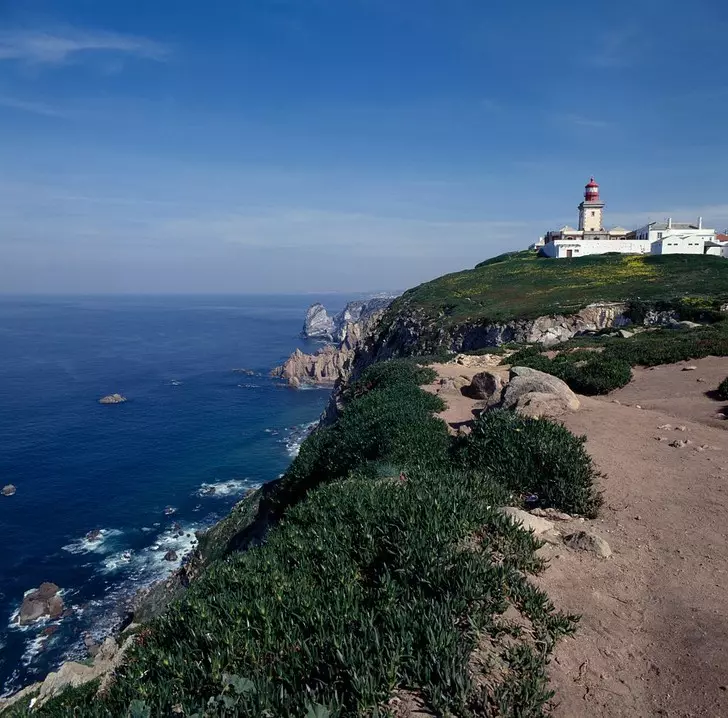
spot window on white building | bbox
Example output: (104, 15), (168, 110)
(657, 232), (663, 239)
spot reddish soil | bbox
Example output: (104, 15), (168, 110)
(427, 356), (728, 717)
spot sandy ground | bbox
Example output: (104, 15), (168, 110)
(426, 356), (728, 717)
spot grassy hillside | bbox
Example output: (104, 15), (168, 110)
(392, 251), (728, 325)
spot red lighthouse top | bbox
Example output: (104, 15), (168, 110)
(584, 176), (600, 203)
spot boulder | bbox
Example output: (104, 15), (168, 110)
(164, 550), (178, 562)
(513, 391), (576, 419)
(98, 394), (126, 405)
(673, 321), (701, 331)
(617, 329), (633, 338)
(501, 366), (580, 412)
(85, 529), (102, 542)
(463, 370), (503, 403)
(530, 507), (572, 521)
(500, 507), (556, 536)
(564, 530), (612, 558)
(2, 484), (16, 496)
(18, 583), (64, 626)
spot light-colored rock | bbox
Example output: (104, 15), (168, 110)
(500, 507), (557, 535)
(564, 530), (612, 558)
(513, 391), (575, 419)
(302, 297), (396, 342)
(530, 507), (572, 521)
(98, 393), (126, 404)
(673, 321), (702, 331)
(301, 303), (335, 340)
(38, 662), (97, 701)
(617, 329), (633, 338)
(501, 366), (580, 413)
(1, 484), (16, 497)
(452, 353), (504, 368)
(682, 365), (698, 372)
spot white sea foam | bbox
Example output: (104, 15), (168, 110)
(284, 421), (318, 457)
(62, 529), (122, 555)
(195, 480), (248, 498)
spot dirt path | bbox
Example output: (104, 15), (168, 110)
(427, 356), (728, 717)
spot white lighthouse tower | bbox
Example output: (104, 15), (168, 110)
(578, 177), (604, 232)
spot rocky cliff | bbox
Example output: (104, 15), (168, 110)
(271, 308), (391, 387)
(301, 296), (395, 341)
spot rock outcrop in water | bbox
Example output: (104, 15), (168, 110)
(18, 583), (64, 626)
(98, 393), (127, 405)
(301, 303), (335, 340)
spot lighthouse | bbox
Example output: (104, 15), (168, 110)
(578, 177), (605, 233)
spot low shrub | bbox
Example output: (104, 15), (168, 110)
(456, 409), (602, 517)
(717, 376), (728, 401)
(504, 349), (632, 395)
(273, 360), (450, 511)
(554, 354), (632, 395)
(604, 322), (728, 367)
(31, 470), (576, 717)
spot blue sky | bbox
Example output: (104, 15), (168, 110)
(1, 0), (727, 293)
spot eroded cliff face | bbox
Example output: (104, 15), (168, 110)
(300, 298), (395, 341)
(365, 302), (685, 363)
(273, 311), (387, 387)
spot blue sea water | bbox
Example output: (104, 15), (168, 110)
(0, 295), (338, 695)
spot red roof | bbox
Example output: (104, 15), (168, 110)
(716, 234), (728, 242)
(585, 176), (599, 188)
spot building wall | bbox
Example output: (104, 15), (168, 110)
(652, 236), (709, 255)
(545, 239), (652, 258)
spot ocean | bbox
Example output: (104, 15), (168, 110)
(0, 295), (338, 695)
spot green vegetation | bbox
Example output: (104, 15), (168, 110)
(505, 347), (633, 396)
(386, 251), (728, 327)
(717, 376), (728, 401)
(505, 321), (728, 394)
(19, 360), (601, 717)
(455, 410), (602, 517)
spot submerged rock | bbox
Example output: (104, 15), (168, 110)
(98, 393), (127, 405)
(2, 484), (16, 497)
(85, 529), (102, 542)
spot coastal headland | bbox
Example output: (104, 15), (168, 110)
(3, 251), (728, 716)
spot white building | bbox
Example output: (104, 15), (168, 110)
(540, 178), (718, 258)
(631, 219), (716, 254)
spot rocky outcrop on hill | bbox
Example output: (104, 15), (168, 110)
(355, 301), (687, 372)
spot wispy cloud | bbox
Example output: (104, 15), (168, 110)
(0, 95), (68, 117)
(0, 27), (170, 66)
